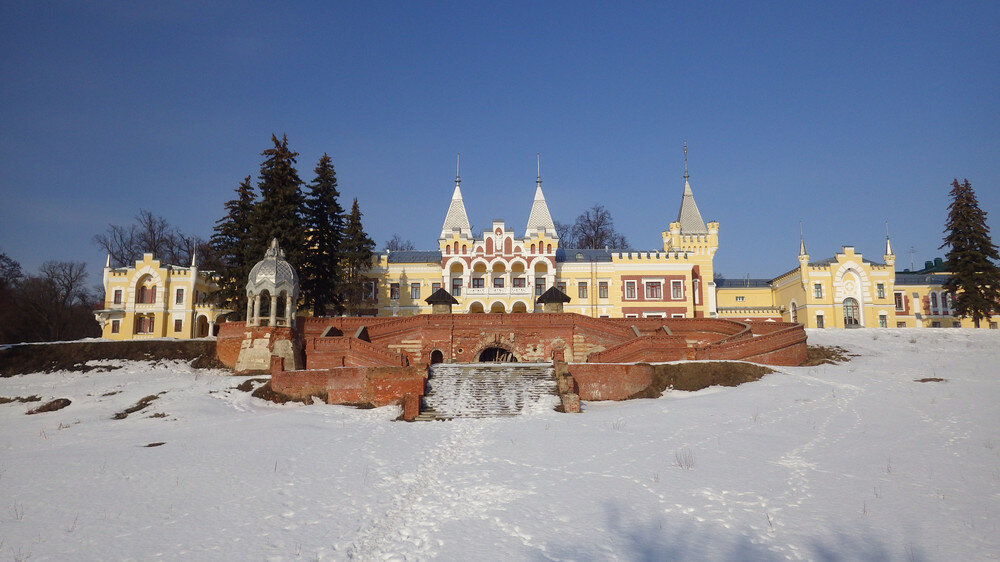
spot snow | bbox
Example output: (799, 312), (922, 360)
(1, 328), (998, 560)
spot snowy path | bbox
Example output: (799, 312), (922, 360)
(1, 328), (999, 560)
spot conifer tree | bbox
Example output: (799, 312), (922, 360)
(252, 134), (307, 269)
(340, 198), (376, 315)
(301, 154), (345, 316)
(940, 178), (1000, 327)
(211, 176), (257, 317)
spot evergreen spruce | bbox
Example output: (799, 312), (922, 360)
(211, 176), (257, 317)
(301, 154), (345, 316)
(252, 134), (307, 270)
(940, 178), (1000, 327)
(340, 198), (376, 315)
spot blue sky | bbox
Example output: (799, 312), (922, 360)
(1, 1), (997, 287)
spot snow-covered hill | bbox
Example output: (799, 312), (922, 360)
(2, 328), (998, 560)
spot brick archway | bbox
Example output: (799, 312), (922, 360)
(477, 346), (517, 362)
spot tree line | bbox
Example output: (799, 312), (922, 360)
(0, 254), (98, 344)
(210, 134), (375, 318)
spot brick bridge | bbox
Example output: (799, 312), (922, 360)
(216, 313), (807, 418)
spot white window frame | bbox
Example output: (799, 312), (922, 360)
(625, 280), (637, 300)
(670, 280), (683, 300)
(645, 281), (662, 300)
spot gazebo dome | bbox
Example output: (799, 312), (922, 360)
(247, 239), (299, 297)
(245, 239), (299, 328)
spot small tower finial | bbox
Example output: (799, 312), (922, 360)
(683, 140), (689, 180)
(536, 152), (541, 185)
(799, 220), (808, 256)
(455, 153), (461, 184)
(884, 220), (894, 257)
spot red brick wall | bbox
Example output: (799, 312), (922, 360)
(569, 363), (654, 401)
(216, 322), (298, 368)
(272, 365), (426, 407)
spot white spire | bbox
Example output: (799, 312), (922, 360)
(440, 154), (472, 239)
(676, 142), (708, 234)
(525, 153), (557, 237)
(799, 221), (808, 256)
(884, 221), (894, 256)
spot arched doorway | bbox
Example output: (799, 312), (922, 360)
(489, 302), (506, 313)
(469, 302), (485, 313)
(430, 349), (444, 364)
(511, 301), (527, 313)
(196, 315), (210, 337)
(479, 347), (517, 362)
(843, 297), (860, 327)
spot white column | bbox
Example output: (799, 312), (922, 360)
(246, 297), (253, 326)
(269, 295), (278, 326)
(285, 294), (293, 327)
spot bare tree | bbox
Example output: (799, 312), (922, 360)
(15, 261), (97, 342)
(384, 234), (415, 252)
(0, 252), (23, 343)
(94, 210), (204, 267)
(566, 205), (630, 249)
(554, 220), (573, 242)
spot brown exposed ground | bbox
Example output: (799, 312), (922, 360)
(800, 345), (853, 366)
(0, 340), (226, 377)
(113, 394), (162, 419)
(628, 362), (776, 400)
(26, 398), (72, 414)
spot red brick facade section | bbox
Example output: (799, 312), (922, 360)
(216, 323), (298, 368)
(569, 363), (654, 401)
(219, 314), (807, 409)
(271, 362), (426, 409)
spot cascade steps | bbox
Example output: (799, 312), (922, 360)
(419, 362), (558, 420)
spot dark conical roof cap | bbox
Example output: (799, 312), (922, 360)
(536, 286), (571, 304)
(424, 288), (459, 305)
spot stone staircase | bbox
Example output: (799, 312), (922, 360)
(417, 363), (558, 420)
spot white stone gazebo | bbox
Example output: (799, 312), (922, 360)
(246, 239), (299, 327)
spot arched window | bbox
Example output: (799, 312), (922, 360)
(445, 246), (451, 255)
(453, 241), (459, 254)
(930, 292), (938, 314)
(546, 244), (552, 253)
(137, 286), (146, 304)
(531, 244), (536, 253)
(843, 297), (860, 326)
(462, 244), (467, 253)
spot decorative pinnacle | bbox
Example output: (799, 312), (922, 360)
(536, 153), (541, 185)
(683, 140), (689, 180)
(455, 153), (461, 184)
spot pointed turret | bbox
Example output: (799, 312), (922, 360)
(883, 222), (895, 266)
(440, 154), (472, 239)
(676, 143), (708, 234)
(799, 222), (808, 257)
(525, 153), (557, 238)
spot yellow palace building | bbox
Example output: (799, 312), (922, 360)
(366, 160), (996, 329)
(94, 253), (231, 339)
(95, 156), (997, 339)
(365, 161), (718, 320)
